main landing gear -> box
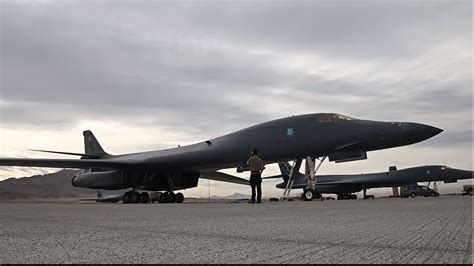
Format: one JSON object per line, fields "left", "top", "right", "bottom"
{"left": 123, "top": 191, "right": 150, "bottom": 204}
{"left": 123, "top": 191, "right": 184, "bottom": 204}
{"left": 157, "top": 192, "right": 184, "bottom": 204}
{"left": 336, "top": 193, "right": 357, "bottom": 200}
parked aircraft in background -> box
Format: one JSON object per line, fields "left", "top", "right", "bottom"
{"left": 271, "top": 163, "right": 473, "bottom": 200}
{"left": 0, "top": 113, "right": 442, "bottom": 204}
{"left": 80, "top": 190, "right": 123, "bottom": 203}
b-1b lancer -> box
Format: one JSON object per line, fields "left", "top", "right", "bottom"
{"left": 271, "top": 163, "right": 473, "bottom": 200}
{"left": 0, "top": 113, "right": 443, "bottom": 204}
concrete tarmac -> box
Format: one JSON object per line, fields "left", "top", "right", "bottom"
{"left": 0, "top": 196, "right": 472, "bottom": 264}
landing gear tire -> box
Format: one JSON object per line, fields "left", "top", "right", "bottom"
{"left": 157, "top": 192, "right": 177, "bottom": 203}
{"left": 303, "top": 189, "right": 315, "bottom": 201}
{"left": 158, "top": 193, "right": 168, "bottom": 203}
{"left": 337, "top": 195, "right": 342, "bottom": 200}
{"left": 410, "top": 192, "right": 416, "bottom": 198}
{"left": 140, "top": 192, "right": 150, "bottom": 203}
{"left": 167, "top": 192, "right": 176, "bottom": 203}
{"left": 175, "top": 193, "right": 184, "bottom": 203}
{"left": 123, "top": 192, "right": 131, "bottom": 204}
{"left": 350, "top": 194, "right": 357, "bottom": 200}
{"left": 130, "top": 192, "right": 140, "bottom": 204}
{"left": 343, "top": 194, "right": 350, "bottom": 200}
{"left": 313, "top": 192, "right": 322, "bottom": 200}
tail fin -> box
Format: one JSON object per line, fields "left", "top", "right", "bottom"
{"left": 83, "top": 130, "right": 109, "bottom": 158}
{"left": 277, "top": 161, "right": 305, "bottom": 182}
{"left": 278, "top": 162, "right": 292, "bottom": 181}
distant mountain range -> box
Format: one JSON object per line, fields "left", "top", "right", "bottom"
{"left": 0, "top": 169, "right": 96, "bottom": 200}
{"left": 0, "top": 170, "right": 251, "bottom": 201}
{"left": 210, "top": 192, "right": 250, "bottom": 199}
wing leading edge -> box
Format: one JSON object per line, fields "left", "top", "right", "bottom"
{"left": 0, "top": 158, "right": 134, "bottom": 169}
{"left": 201, "top": 171, "right": 250, "bottom": 185}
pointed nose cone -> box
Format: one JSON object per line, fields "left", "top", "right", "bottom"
{"left": 402, "top": 123, "right": 443, "bottom": 144}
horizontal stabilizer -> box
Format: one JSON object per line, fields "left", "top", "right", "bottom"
{"left": 262, "top": 174, "right": 285, "bottom": 180}
{"left": 201, "top": 171, "right": 249, "bottom": 185}
{"left": 29, "top": 149, "right": 101, "bottom": 158}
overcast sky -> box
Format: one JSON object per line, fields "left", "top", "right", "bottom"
{"left": 0, "top": 1, "right": 472, "bottom": 197}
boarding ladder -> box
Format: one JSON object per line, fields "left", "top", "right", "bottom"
{"left": 282, "top": 160, "right": 298, "bottom": 197}
{"left": 283, "top": 159, "right": 302, "bottom": 198}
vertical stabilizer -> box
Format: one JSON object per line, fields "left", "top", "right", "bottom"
{"left": 278, "top": 162, "right": 292, "bottom": 181}
{"left": 83, "top": 130, "right": 109, "bottom": 158}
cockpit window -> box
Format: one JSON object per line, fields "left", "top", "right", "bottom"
{"left": 316, "top": 113, "right": 354, "bottom": 123}
{"left": 335, "top": 114, "right": 354, "bottom": 121}
{"left": 317, "top": 114, "right": 333, "bottom": 123}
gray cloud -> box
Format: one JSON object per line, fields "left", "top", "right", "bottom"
{"left": 177, "top": 1, "right": 471, "bottom": 58}
{"left": 0, "top": 1, "right": 472, "bottom": 161}
{"left": 416, "top": 129, "right": 473, "bottom": 149}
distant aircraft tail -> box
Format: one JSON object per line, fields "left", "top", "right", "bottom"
{"left": 277, "top": 161, "right": 307, "bottom": 183}
{"left": 83, "top": 130, "right": 110, "bottom": 158}
{"left": 278, "top": 162, "right": 292, "bottom": 181}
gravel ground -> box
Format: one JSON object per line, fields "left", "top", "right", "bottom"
{"left": 0, "top": 196, "right": 472, "bottom": 264}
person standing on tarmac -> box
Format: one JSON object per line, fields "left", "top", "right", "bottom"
{"left": 247, "top": 149, "right": 264, "bottom": 204}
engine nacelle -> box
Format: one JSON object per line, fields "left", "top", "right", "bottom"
{"left": 329, "top": 150, "right": 367, "bottom": 163}
{"left": 71, "top": 170, "right": 128, "bottom": 190}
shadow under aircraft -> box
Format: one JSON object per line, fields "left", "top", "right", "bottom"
{"left": 269, "top": 162, "right": 473, "bottom": 200}
{"left": 0, "top": 113, "right": 443, "bottom": 204}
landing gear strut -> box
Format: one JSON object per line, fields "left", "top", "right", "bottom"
{"left": 303, "top": 156, "right": 326, "bottom": 201}
{"left": 363, "top": 188, "right": 374, "bottom": 199}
